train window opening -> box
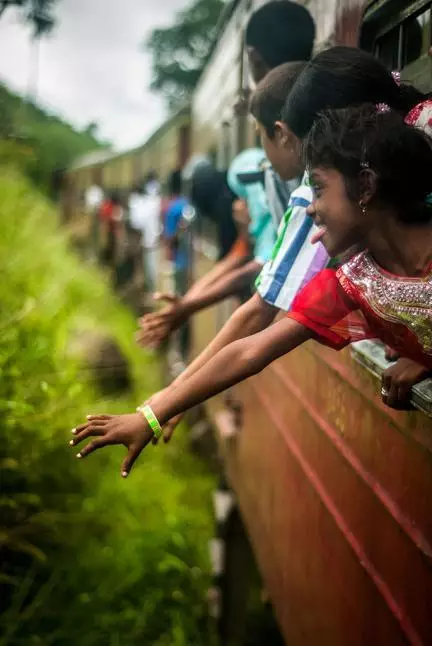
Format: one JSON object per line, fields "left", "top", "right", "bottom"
{"left": 375, "top": 25, "right": 401, "bottom": 69}
{"left": 402, "top": 7, "right": 431, "bottom": 67}
{"left": 373, "top": 2, "right": 432, "bottom": 70}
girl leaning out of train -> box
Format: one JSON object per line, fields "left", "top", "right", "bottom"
{"left": 71, "top": 104, "right": 432, "bottom": 477}
{"left": 138, "top": 48, "right": 432, "bottom": 444}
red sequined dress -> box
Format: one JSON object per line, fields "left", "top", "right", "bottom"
{"left": 288, "top": 251, "right": 432, "bottom": 369}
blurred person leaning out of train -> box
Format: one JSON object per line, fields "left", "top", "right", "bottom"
{"left": 84, "top": 182, "right": 104, "bottom": 260}
{"left": 137, "top": 64, "right": 307, "bottom": 354}
{"left": 136, "top": 47, "right": 432, "bottom": 442}
{"left": 71, "top": 105, "right": 432, "bottom": 475}
{"left": 128, "top": 176, "right": 162, "bottom": 294}
{"left": 163, "top": 170, "right": 190, "bottom": 297}
{"left": 99, "top": 190, "right": 123, "bottom": 266}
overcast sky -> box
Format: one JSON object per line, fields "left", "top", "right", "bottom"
{"left": 0, "top": 0, "right": 187, "bottom": 150}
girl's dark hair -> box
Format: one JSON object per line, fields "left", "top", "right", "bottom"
{"left": 250, "top": 61, "right": 306, "bottom": 136}
{"left": 304, "top": 105, "right": 432, "bottom": 225}
{"left": 245, "top": 1, "right": 315, "bottom": 67}
{"left": 283, "top": 46, "right": 427, "bottom": 139}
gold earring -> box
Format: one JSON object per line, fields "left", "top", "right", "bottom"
{"left": 359, "top": 200, "right": 367, "bottom": 215}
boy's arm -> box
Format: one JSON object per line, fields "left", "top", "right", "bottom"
{"left": 137, "top": 260, "right": 262, "bottom": 346}
{"left": 172, "top": 293, "right": 277, "bottom": 386}
{"left": 186, "top": 248, "right": 249, "bottom": 297}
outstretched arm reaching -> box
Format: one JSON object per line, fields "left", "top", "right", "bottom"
{"left": 71, "top": 317, "right": 312, "bottom": 476}
{"left": 153, "top": 293, "right": 278, "bottom": 443}
{"left": 137, "top": 260, "right": 262, "bottom": 348}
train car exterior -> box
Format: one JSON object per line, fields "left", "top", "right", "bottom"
{"left": 64, "top": 106, "right": 191, "bottom": 220}
{"left": 189, "top": 1, "right": 432, "bottom": 644}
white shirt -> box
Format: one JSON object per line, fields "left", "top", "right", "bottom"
{"left": 129, "top": 193, "right": 161, "bottom": 248}
{"left": 85, "top": 185, "right": 103, "bottom": 210}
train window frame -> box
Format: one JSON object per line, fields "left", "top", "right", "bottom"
{"left": 351, "top": 341, "right": 432, "bottom": 417}
{"left": 364, "top": 0, "right": 432, "bottom": 79}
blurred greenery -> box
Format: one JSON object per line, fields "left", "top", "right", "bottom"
{"left": 0, "top": 83, "right": 109, "bottom": 192}
{"left": 0, "top": 166, "right": 216, "bottom": 646}
{"left": 146, "top": 0, "right": 224, "bottom": 111}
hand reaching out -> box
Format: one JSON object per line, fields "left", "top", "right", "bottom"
{"left": 70, "top": 413, "right": 154, "bottom": 477}
{"left": 137, "top": 292, "right": 185, "bottom": 348}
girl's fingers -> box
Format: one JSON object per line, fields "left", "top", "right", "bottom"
{"left": 385, "top": 380, "right": 399, "bottom": 408}
{"left": 70, "top": 426, "right": 106, "bottom": 446}
{"left": 72, "top": 422, "right": 89, "bottom": 435}
{"left": 86, "top": 414, "right": 112, "bottom": 421}
{"left": 163, "top": 423, "right": 176, "bottom": 443}
{"left": 397, "top": 382, "right": 412, "bottom": 407}
{"left": 381, "top": 372, "right": 391, "bottom": 395}
{"left": 76, "top": 436, "right": 112, "bottom": 459}
{"left": 120, "top": 445, "right": 144, "bottom": 477}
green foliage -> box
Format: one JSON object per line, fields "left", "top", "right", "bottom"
{"left": 0, "top": 83, "right": 109, "bottom": 192}
{"left": 0, "top": 0, "right": 57, "bottom": 37}
{"left": 146, "top": 0, "right": 225, "bottom": 111}
{"left": 0, "top": 168, "right": 216, "bottom": 646}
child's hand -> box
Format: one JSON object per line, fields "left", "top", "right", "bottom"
{"left": 151, "top": 413, "right": 183, "bottom": 445}
{"left": 135, "top": 317, "right": 172, "bottom": 349}
{"left": 136, "top": 293, "right": 185, "bottom": 348}
{"left": 381, "top": 358, "right": 430, "bottom": 409}
{"left": 70, "top": 413, "right": 154, "bottom": 477}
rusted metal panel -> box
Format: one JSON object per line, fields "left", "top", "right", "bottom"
{"left": 214, "top": 343, "right": 432, "bottom": 645}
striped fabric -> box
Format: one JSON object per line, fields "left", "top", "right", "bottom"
{"left": 264, "top": 165, "right": 300, "bottom": 230}
{"left": 256, "top": 172, "right": 329, "bottom": 311}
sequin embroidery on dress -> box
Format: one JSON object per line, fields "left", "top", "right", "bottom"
{"left": 337, "top": 252, "right": 432, "bottom": 354}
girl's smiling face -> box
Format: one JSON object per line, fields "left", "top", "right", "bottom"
{"left": 308, "top": 167, "right": 368, "bottom": 257}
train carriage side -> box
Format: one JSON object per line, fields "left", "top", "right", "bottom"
{"left": 63, "top": 107, "right": 191, "bottom": 235}
{"left": 189, "top": 1, "right": 432, "bottom": 644}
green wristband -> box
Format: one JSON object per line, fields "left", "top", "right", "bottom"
{"left": 137, "top": 404, "right": 163, "bottom": 440}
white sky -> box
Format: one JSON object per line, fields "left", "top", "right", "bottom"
{"left": 0, "top": 0, "right": 187, "bottom": 151}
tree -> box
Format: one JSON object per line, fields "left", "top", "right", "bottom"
{"left": 146, "top": 0, "right": 225, "bottom": 112}
{"left": 0, "top": 0, "right": 57, "bottom": 37}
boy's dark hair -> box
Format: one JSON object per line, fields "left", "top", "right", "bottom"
{"left": 168, "top": 169, "right": 182, "bottom": 195}
{"left": 304, "top": 104, "right": 432, "bottom": 225}
{"left": 250, "top": 61, "right": 306, "bottom": 136}
{"left": 283, "top": 46, "right": 427, "bottom": 139}
{"left": 145, "top": 170, "right": 158, "bottom": 183}
{"left": 245, "top": 1, "right": 315, "bottom": 67}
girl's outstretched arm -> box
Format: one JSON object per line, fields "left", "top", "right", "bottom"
{"left": 71, "top": 318, "right": 311, "bottom": 476}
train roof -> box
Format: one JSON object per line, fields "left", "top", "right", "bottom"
{"left": 69, "top": 105, "right": 190, "bottom": 172}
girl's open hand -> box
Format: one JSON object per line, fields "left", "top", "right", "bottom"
{"left": 70, "top": 413, "right": 154, "bottom": 477}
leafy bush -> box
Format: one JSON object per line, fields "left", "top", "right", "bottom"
{"left": 0, "top": 83, "right": 109, "bottom": 191}
{"left": 0, "top": 168, "right": 215, "bottom": 646}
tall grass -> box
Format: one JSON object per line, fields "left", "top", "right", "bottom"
{"left": 0, "top": 167, "right": 215, "bottom": 646}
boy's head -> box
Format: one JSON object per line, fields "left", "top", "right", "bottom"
{"left": 245, "top": 0, "right": 315, "bottom": 84}
{"left": 304, "top": 105, "right": 432, "bottom": 256}
{"left": 250, "top": 61, "right": 306, "bottom": 181}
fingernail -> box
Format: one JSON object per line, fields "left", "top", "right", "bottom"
{"left": 69, "top": 440, "right": 74, "bottom": 446}
{"left": 76, "top": 453, "right": 82, "bottom": 459}
{"left": 71, "top": 428, "right": 77, "bottom": 434}
{"left": 86, "top": 415, "right": 92, "bottom": 420}
{"left": 121, "top": 471, "right": 128, "bottom": 478}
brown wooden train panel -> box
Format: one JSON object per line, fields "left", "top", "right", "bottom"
{"left": 212, "top": 343, "right": 432, "bottom": 645}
